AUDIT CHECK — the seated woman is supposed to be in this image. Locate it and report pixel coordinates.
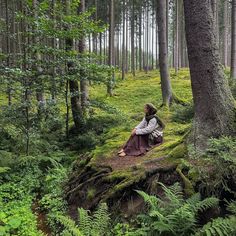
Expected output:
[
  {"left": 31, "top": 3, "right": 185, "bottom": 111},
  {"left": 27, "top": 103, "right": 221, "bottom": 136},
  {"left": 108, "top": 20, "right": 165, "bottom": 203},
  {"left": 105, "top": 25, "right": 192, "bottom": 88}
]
[{"left": 118, "top": 103, "right": 165, "bottom": 157}]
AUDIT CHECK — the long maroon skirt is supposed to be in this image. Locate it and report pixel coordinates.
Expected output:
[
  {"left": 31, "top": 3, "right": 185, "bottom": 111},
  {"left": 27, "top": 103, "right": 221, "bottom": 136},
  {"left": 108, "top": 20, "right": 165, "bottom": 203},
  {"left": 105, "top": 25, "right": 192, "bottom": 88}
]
[{"left": 123, "top": 134, "right": 163, "bottom": 156}]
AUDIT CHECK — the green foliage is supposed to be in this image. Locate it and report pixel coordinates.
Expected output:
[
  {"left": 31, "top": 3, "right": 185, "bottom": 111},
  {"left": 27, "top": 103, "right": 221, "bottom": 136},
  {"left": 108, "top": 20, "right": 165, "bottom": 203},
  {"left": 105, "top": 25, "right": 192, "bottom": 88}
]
[
  {"left": 0, "top": 158, "right": 44, "bottom": 236},
  {"left": 196, "top": 136, "right": 236, "bottom": 196},
  {"left": 172, "top": 103, "right": 194, "bottom": 123},
  {"left": 57, "top": 215, "right": 83, "bottom": 236},
  {"left": 39, "top": 160, "right": 69, "bottom": 233},
  {"left": 196, "top": 216, "right": 236, "bottom": 236},
  {"left": 118, "top": 183, "right": 219, "bottom": 236},
  {"left": 57, "top": 203, "right": 111, "bottom": 236}
]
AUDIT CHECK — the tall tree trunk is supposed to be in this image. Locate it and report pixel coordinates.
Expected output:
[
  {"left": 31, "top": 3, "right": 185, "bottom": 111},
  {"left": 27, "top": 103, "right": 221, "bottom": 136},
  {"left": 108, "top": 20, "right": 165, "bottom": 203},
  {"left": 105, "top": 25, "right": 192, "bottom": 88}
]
[
  {"left": 211, "top": 0, "right": 219, "bottom": 44},
  {"left": 223, "top": 0, "right": 228, "bottom": 67},
  {"left": 122, "top": 0, "right": 126, "bottom": 80},
  {"left": 139, "top": 9, "right": 142, "bottom": 71},
  {"left": 107, "top": 0, "right": 115, "bottom": 95},
  {"left": 183, "top": 0, "right": 236, "bottom": 151},
  {"left": 174, "top": 0, "right": 179, "bottom": 73},
  {"left": 5, "top": 0, "right": 12, "bottom": 106},
  {"left": 65, "top": 0, "right": 82, "bottom": 130},
  {"left": 145, "top": 5, "right": 149, "bottom": 73},
  {"left": 231, "top": 0, "right": 236, "bottom": 79},
  {"left": 157, "top": 0, "right": 173, "bottom": 106},
  {"left": 131, "top": 0, "right": 135, "bottom": 77},
  {"left": 166, "top": 0, "right": 169, "bottom": 55},
  {"left": 33, "top": 0, "right": 45, "bottom": 114},
  {"left": 78, "top": 0, "right": 88, "bottom": 117}
]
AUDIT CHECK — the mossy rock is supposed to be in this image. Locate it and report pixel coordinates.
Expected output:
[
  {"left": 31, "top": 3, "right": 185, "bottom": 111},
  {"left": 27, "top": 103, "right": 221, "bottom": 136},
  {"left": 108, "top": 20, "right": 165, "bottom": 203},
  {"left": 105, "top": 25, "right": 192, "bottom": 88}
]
[{"left": 168, "top": 143, "right": 188, "bottom": 159}]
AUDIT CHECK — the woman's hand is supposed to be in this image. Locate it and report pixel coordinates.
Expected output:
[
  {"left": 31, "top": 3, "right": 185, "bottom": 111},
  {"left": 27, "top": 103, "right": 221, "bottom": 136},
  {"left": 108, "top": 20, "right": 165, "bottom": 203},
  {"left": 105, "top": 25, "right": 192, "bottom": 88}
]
[{"left": 131, "top": 128, "right": 137, "bottom": 136}]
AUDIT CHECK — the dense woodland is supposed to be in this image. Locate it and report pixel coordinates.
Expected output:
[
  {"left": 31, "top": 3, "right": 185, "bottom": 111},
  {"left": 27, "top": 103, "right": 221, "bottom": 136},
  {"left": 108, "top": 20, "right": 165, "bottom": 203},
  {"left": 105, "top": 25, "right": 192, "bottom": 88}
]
[{"left": 0, "top": 0, "right": 236, "bottom": 235}]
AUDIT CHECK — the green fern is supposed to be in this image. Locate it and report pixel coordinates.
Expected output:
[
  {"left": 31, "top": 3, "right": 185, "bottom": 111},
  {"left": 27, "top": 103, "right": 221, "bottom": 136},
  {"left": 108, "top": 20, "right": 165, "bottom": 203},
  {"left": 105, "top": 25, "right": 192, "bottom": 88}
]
[
  {"left": 56, "top": 215, "right": 83, "bottom": 236},
  {"left": 134, "top": 182, "right": 220, "bottom": 236},
  {"left": 91, "top": 203, "right": 110, "bottom": 235},
  {"left": 135, "top": 190, "right": 159, "bottom": 211},
  {"left": 56, "top": 203, "right": 110, "bottom": 236},
  {"left": 226, "top": 200, "right": 236, "bottom": 215},
  {"left": 196, "top": 216, "right": 236, "bottom": 236},
  {"left": 78, "top": 208, "right": 92, "bottom": 236}
]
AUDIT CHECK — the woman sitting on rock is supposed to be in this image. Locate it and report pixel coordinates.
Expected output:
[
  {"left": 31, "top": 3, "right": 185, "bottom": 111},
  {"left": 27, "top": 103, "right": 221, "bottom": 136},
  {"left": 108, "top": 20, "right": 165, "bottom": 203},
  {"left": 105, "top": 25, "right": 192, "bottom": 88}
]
[{"left": 118, "top": 103, "right": 165, "bottom": 157}]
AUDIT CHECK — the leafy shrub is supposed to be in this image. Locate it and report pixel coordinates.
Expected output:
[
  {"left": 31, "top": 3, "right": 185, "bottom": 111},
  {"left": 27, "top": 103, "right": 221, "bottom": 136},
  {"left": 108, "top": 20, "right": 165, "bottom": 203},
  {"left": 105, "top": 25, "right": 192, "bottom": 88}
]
[
  {"left": 56, "top": 203, "right": 111, "bottom": 236},
  {"left": 115, "top": 183, "right": 219, "bottom": 236},
  {"left": 197, "top": 136, "right": 236, "bottom": 196},
  {"left": 0, "top": 158, "right": 44, "bottom": 236},
  {"left": 67, "top": 131, "right": 100, "bottom": 151},
  {"left": 172, "top": 103, "right": 194, "bottom": 123},
  {"left": 39, "top": 160, "right": 69, "bottom": 233}
]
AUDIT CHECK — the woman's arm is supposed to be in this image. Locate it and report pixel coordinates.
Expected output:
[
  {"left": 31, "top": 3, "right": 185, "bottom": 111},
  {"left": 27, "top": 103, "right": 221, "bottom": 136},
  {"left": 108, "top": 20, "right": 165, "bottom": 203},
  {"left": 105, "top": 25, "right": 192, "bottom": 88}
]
[
  {"left": 136, "top": 118, "right": 157, "bottom": 135},
  {"left": 135, "top": 118, "right": 146, "bottom": 129}
]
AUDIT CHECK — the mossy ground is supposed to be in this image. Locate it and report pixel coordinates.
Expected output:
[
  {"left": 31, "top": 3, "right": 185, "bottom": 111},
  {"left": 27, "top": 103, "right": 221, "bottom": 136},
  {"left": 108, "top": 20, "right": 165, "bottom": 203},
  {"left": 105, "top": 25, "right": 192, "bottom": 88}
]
[{"left": 89, "top": 68, "right": 192, "bottom": 166}]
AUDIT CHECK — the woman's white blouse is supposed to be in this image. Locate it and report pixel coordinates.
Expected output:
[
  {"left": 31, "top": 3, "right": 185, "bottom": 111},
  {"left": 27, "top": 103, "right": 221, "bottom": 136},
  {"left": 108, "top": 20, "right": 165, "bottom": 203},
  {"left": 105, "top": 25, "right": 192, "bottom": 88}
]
[{"left": 135, "top": 117, "right": 159, "bottom": 135}]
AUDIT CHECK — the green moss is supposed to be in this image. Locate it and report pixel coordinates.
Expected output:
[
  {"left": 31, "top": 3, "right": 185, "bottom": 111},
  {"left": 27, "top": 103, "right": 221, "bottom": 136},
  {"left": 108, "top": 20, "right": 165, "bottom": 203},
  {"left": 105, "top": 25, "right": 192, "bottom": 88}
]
[
  {"left": 168, "top": 143, "right": 188, "bottom": 159},
  {"left": 88, "top": 69, "right": 192, "bottom": 165},
  {"left": 87, "top": 187, "right": 96, "bottom": 200},
  {"left": 176, "top": 165, "right": 195, "bottom": 197},
  {"left": 103, "top": 168, "right": 147, "bottom": 200}
]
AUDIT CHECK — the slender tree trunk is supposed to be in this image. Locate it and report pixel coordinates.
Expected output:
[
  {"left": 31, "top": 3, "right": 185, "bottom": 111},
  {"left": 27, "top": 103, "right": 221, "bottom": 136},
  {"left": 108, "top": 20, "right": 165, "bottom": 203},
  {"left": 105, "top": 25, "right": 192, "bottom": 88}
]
[
  {"left": 223, "top": 0, "right": 228, "bottom": 67},
  {"left": 139, "top": 9, "right": 142, "bottom": 71},
  {"left": 51, "top": 0, "right": 57, "bottom": 100},
  {"left": 183, "top": 0, "right": 236, "bottom": 151},
  {"left": 65, "top": 0, "right": 82, "bottom": 130},
  {"left": 145, "top": 5, "right": 149, "bottom": 73},
  {"left": 125, "top": 10, "right": 129, "bottom": 73},
  {"left": 78, "top": 0, "right": 88, "bottom": 118},
  {"left": 166, "top": 0, "right": 169, "bottom": 55},
  {"left": 131, "top": 0, "right": 135, "bottom": 77},
  {"left": 157, "top": 0, "right": 173, "bottom": 106},
  {"left": 122, "top": 0, "right": 126, "bottom": 80},
  {"left": 5, "top": 0, "right": 12, "bottom": 106},
  {"left": 33, "top": 0, "right": 45, "bottom": 115},
  {"left": 107, "top": 0, "right": 115, "bottom": 95},
  {"left": 231, "top": 0, "right": 236, "bottom": 79},
  {"left": 174, "top": 0, "right": 179, "bottom": 74}
]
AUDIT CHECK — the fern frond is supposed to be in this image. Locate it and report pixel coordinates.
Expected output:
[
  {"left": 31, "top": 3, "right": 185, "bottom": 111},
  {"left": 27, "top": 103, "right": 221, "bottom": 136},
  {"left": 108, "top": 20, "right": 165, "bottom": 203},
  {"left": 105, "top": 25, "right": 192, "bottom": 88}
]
[
  {"left": 151, "top": 220, "right": 175, "bottom": 234},
  {"left": 158, "top": 182, "right": 184, "bottom": 212},
  {"left": 167, "top": 204, "right": 196, "bottom": 234},
  {"left": 195, "top": 197, "right": 219, "bottom": 213},
  {"left": 56, "top": 215, "right": 83, "bottom": 236},
  {"left": 136, "top": 190, "right": 158, "bottom": 210},
  {"left": 196, "top": 216, "right": 236, "bottom": 236},
  {"left": 92, "top": 203, "right": 110, "bottom": 235},
  {"left": 226, "top": 200, "right": 236, "bottom": 215},
  {"left": 78, "top": 208, "right": 92, "bottom": 236},
  {"left": 186, "top": 193, "right": 201, "bottom": 206}
]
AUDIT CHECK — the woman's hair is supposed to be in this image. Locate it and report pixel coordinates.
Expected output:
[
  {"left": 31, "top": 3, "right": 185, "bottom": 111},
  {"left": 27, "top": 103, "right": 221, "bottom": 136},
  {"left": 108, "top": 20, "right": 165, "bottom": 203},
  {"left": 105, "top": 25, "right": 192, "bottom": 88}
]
[
  {"left": 145, "top": 103, "right": 165, "bottom": 129},
  {"left": 145, "top": 103, "right": 157, "bottom": 116}
]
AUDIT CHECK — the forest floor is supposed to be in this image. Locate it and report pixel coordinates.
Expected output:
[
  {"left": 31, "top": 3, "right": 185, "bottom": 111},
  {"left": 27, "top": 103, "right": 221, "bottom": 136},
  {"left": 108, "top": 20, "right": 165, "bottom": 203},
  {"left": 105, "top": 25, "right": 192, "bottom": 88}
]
[
  {"left": 2, "top": 69, "right": 236, "bottom": 235},
  {"left": 89, "top": 69, "right": 192, "bottom": 169},
  {"left": 66, "top": 69, "right": 195, "bottom": 215}
]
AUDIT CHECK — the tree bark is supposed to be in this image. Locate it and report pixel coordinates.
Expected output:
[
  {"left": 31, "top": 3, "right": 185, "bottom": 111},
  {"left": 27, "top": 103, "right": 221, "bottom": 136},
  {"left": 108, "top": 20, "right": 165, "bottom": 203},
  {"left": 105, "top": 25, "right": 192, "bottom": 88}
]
[
  {"left": 139, "top": 9, "right": 142, "bottom": 71},
  {"left": 65, "top": 0, "right": 82, "bottom": 130},
  {"left": 231, "top": 0, "right": 236, "bottom": 79},
  {"left": 156, "top": 0, "right": 173, "bottom": 106},
  {"left": 32, "top": 0, "right": 45, "bottom": 114},
  {"left": 174, "top": 0, "right": 179, "bottom": 73},
  {"left": 78, "top": 0, "right": 89, "bottom": 117},
  {"left": 107, "top": 0, "right": 115, "bottom": 95},
  {"left": 183, "top": 0, "right": 236, "bottom": 151},
  {"left": 122, "top": 0, "right": 126, "bottom": 80},
  {"left": 131, "top": 0, "right": 135, "bottom": 77},
  {"left": 223, "top": 0, "right": 228, "bottom": 67}
]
